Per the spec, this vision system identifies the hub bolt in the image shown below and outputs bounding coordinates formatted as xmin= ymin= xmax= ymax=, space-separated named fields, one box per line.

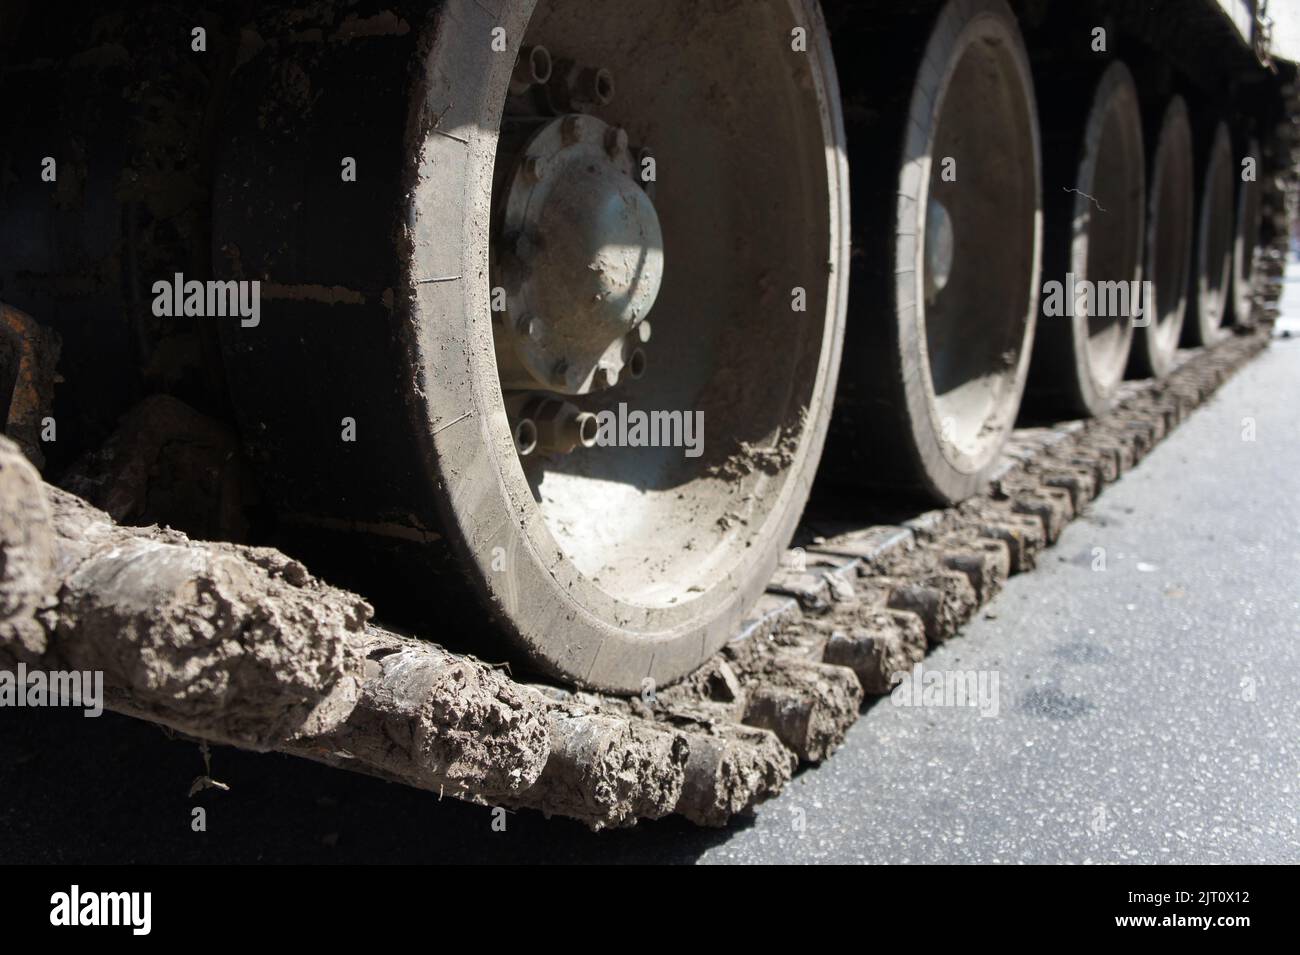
xmin=524 ymin=156 xmax=549 ymax=183
xmin=561 ymin=114 xmax=586 ymax=145
xmin=605 ymin=126 xmax=629 ymax=159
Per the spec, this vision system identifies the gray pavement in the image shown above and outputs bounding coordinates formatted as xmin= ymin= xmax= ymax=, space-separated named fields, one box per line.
xmin=2 ymin=273 xmax=1298 ymax=864
xmin=702 ymin=287 xmax=1300 ymax=864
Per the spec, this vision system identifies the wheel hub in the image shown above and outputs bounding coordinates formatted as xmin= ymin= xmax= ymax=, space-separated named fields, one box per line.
xmin=497 ymin=112 xmax=662 ymax=395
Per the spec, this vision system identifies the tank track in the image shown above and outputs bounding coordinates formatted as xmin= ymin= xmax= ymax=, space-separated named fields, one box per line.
xmin=6 ymin=285 xmax=1275 ymax=831
xmin=3 ymin=5 xmax=1296 ymax=834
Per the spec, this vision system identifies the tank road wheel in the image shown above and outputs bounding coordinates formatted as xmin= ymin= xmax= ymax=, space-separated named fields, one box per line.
xmin=824 ymin=0 xmax=1042 ymax=504
xmin=1028 ymin=61 xmax=1144 ymax=418
xmin=1130 ymin=97 xmax=1195 ymax=379
xmin=1231 ymin=136 xmax=1263 ymax=328
xmin=214 ymin=0 xmax=848 ymax=692
xmin=1185 ymin=120 xmax=1235 ymax=346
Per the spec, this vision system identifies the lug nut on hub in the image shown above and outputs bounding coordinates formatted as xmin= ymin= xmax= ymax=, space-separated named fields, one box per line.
xmin=517 ymin=396 xmax=599 ymax=456
xmin=562 ymin=115 xmax=585 ymax=144
xmin=524 ymin=156 xmax=549 ymax=183
xmin=510 ymin=45 xmax=553 ymax=95
xmin=514 ymin=417 xmax=539 ymax=456
xmin=579 ymin=67 xmax=615 ymax=106
xmin=547 ymin=60 xmax=616 ymax=113
xmin=515 ymin=313 xmax=538 ymax=338
xmin=628 ymin=348 xmax=647 ymax=380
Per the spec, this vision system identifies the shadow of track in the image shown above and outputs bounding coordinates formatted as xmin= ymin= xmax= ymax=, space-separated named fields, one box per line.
xmin=0 ymin=706 xmax=742 ymax=864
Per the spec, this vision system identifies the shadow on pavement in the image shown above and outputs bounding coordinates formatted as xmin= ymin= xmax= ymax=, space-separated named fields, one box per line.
xmin=0 ymin=707 xmax=743 ymax=864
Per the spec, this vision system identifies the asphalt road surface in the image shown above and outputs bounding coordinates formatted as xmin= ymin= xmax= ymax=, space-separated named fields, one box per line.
xmin=3 ymin=274 xmax=1298 ymax=865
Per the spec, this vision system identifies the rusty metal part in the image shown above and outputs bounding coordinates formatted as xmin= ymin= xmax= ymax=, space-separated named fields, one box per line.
xmin=0 ymin=305 xmax=61 ymax=472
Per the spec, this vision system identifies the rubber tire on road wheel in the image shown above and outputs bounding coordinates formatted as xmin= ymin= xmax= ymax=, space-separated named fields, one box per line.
xmin=214 ymin=0 xmax=849 ymax=693
xmin=1185 ymin=120 xmax=1235 ymax=347
xmin=1231 ymin=136 xmax=1262 ymax=329
xmin=823 ymin=0 xmax=1042 ymax=504
xmin=1028 ymin=60 xmax=1144 ymax=418
xmin=1129 ymin=96 xmax=1194 ymax=379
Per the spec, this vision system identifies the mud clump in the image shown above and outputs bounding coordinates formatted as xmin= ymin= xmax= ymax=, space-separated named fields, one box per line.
xmin=820 ymin=608 xmax=927 ymax=695
xmin=673 ymin=721 xmax=794 ymax=826
xmin=707 ymin=414 xmax=806 ymax=481
xmin=514 ymin=708 xmax=689 ymax=829
xmin=725 ymin=637 xmax=863 ymax=763
xmin=1 ymin=434 xmax=370 ymax=748
xmin=0 ymin=437 xmax=57 ymax=657
xmin=293 ymin=630 xmax=551 ymax=800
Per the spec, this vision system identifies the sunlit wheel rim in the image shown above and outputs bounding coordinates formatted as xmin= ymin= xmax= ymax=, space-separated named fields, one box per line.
xmin=403 ymin=0 xmax=848 ymax=692
xmin=1231 ymin=137 xmax=1262 ymax=328
xmin=1028 ymin=60 xmax=1144 ymax=418
xmin=1070 ymin=62 xmax=1144 ymax=413
xmin=902 ymin=0 xmax=1042 ymax=497
xmin=1134 ymin=96 xmax=1194 ymax=379
xmin=1190 ymin=121 xmax=1234 ymax=346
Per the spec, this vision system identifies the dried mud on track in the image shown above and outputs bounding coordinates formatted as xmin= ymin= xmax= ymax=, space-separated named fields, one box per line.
xmin=0 ymin=316 xmax=1277 ymax=829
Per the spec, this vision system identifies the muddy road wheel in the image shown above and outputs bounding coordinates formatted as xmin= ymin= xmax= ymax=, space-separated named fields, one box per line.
xmin=1130 ymin=96 xmax=1195 ymax=379
xmin=214 ymin=0 xmax=848 ymax=692
xmin=1186 ymin=120 xmax=1235 ymax=346
xmin=1231 ymin=136 xmax=1262 ymax=328
xmin=1028 ymin=61 xmax=1144 ymax=418
xmin=824 ymin=0 xmax=1041 ymax=504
